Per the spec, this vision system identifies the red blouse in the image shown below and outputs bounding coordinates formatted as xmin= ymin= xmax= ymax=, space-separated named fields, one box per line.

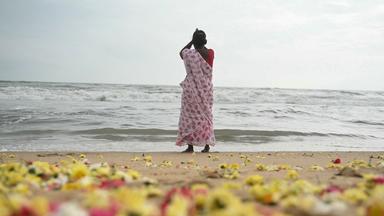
xmin=207 ymin=49 xmax=214 ymax=67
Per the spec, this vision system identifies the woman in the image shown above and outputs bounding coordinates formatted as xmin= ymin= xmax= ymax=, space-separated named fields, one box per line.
xmin=176 ymin=29 xmax=215 ymax=153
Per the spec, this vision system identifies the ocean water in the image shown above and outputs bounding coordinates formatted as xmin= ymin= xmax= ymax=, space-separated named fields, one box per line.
xmin=0 ymin=80 xmax=383 ymax=152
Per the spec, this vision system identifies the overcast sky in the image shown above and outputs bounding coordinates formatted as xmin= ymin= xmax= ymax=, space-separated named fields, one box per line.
xmin=0 ymin=0 xmax=383 ymax=90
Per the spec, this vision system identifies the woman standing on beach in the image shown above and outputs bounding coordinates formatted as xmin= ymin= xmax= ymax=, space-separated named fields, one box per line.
xmin=176 ymin=29 xmax=215 ymax=153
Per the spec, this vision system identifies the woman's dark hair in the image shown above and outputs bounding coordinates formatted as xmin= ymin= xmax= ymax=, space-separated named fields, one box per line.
xmin=192 ymin=30 xmax=207 ymax=48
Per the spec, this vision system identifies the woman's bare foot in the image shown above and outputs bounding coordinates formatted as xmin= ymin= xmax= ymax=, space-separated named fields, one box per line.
xmin=182 ymin=145 xmax=194 ymax=153
xmin=201 ymin=145 xmax=210 ymax=153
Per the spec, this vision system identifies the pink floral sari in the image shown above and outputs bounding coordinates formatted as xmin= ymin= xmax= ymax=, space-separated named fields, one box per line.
xmin=176 ymin=49 xmax=215 ymax=146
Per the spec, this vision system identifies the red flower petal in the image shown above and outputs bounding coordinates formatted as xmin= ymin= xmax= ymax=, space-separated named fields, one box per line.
xmin=333 ymin=158 xmax=341 ymax=164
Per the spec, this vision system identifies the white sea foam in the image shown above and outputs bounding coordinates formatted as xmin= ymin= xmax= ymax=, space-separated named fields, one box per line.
xmin=0 ymin=81 xmax=383 ymax=105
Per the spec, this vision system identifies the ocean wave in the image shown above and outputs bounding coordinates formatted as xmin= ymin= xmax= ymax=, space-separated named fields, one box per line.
xmin=68 ymin=110 xmax=114 ymax=117
xmin=2 ymin=128 xmax=370 ymax=138
xmin=0 ymin=114 xmax=32 ymax=125
xmin=22 ymin=118 xmax=76 ymax=125
xmin=259 ymin=109 xmax=279 ymax=114
xmin=3 ymin=129 xmax=61 ymax=135
xmin=273 ymin=115 xmax=291 ymax=119
xmin=350 ymin=120 xmax=384 ymax=127
xmin=285 ymin=108 xmax=312 ymax=115
xmin=70 ymin=128 xmax=371 ymax=138
xmin=227 ymin=111 xmax=251 ymax=117
xmin=0 ymin=85 xmax=180 ymax=102
xmin=337 ymin=90 xmax=364 ymax=96
xmin=1 ymin=81 xmax=384 ymax=106
xmin=258 ymin=108 xmax=312 ymax=116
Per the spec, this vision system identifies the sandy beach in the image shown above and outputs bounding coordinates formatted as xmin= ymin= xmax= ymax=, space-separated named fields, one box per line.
xmin=1 ymin=151 xmax=384 ymax=215
xmin=4 ymin=152 xmax=384 ymax=189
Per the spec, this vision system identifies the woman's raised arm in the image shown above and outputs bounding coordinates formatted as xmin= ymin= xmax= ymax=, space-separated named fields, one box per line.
xmin=179 ymin=29 xmax=199 ymax=59
xmin=179 ymin=41 xmax=193 ymax=59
